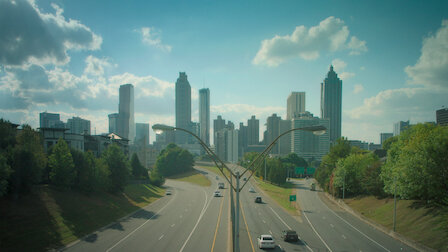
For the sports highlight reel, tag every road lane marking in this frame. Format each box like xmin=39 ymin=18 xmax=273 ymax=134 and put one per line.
xmin=240 ymin=201 xmax=256 ymax=252
xmin=158 ymin=235 xmax=164 ymax=240
xmin=330 ymin=224 xmax=334 ymax=228
xmin=171 ymin=224 xmax=175 ymax=227
xmin=262 ymin=219 xmax=266 ymax=223
xmin=317 ymin=196 xmax=391 ymax=252
xmin=301 ymin=207 xmax=333 ymax=252
xmin=269 ymin=230 xmax=272 ymax=235
xmin=179 ymin=188 xmax=213 ymax=252
xmin=323 ymin=216 xmax=326 ymax=220
xmin=180 ymin=215 xmax=183 ymax=218
xmin=106 ymin=190 xmax=177 ymax=252
xmin=211 ymin=193 xmax=225 ymax=252
xmin=342 ymin=234 xmax=346 ymax=239
xmin=258 ymin=212 xmax=261 ymax=215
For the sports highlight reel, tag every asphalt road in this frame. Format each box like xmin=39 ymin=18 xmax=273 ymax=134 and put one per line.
xmin=63 ymin=168 xmax=229 ymax=252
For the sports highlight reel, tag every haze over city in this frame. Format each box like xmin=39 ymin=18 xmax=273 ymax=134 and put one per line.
xmin=0 ymin=0 xmax=447 ymax=144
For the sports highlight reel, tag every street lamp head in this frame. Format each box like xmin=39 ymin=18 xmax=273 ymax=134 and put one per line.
xmin=312 ymin=129 xmax=327 ymax=136
xmin=152 ymin=124 xmax=175 ymax=134
xmin=297 ymin=125 xmax=327 ymax=136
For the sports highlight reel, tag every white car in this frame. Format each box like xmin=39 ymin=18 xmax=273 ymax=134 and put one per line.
xmin=249 ymin=187 xmax=255 ymax=193
xmin=214 ymin=191 xmax=222 ymax=197
xmin=257 ymin=234 xmax=275 ymax=249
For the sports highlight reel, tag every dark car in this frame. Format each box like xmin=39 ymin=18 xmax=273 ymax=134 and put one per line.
xmin=255 ymin=196 xmax=262 ymax=203
xmin=281 ymin=230 xmax=299 ymax=242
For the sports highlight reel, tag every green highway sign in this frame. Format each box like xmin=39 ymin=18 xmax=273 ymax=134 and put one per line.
xmin=289 ymin=195 xmax=296 ymax=202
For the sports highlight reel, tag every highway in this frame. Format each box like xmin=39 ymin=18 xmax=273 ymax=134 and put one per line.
xmin=63 ymin=168 xmax=229 ymax=252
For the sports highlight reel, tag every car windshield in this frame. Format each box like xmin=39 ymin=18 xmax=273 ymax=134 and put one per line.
xmin=1 ymin=1 xmax=446 ymax=252
xmin=263 ymin=237 xmax=273 ymax=240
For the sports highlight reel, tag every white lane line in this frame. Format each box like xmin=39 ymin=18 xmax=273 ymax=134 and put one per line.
xmin=262 ymin=220 xmax=266 ymax=224
xmin=342 ymin=234 xmax=347 ymax=239
xmin=158 ymin=235 xmax=164 ymax=240
xmin=330 ymin=224 xmax=334 ymax=228
xmin=179 ymin=188 xmax=213 ymax=252
xmin=301 ymin=207 xmax=333 ymax=252
xmin=171 ymin=224 xmax=175 ymax=227
xmin=258 ymin=212 xmax=261 ymax=216
xmin=322 ymin=216 xmax=326 ymax=220
xmin=180 ymin=215 xmax=183 ymax=218
xmin=269 ymin=206 xmax=313 ymax=252
xmin=317 ymin=196 xmax=391 ymax=252
xmin=106 ymin=191 xmax=176 ymax=252
xmin=269 ymin=230 xmax=273 ymax=235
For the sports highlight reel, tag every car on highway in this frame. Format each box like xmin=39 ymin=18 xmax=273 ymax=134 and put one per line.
xmin=243 ymin=177 xmax=247 ymax=181
xmin=281 ymin=230 xmax=299 ymax=242
xmin=257 ymin=234 xmax=275 ymax=249
xmin=249 ymin=187 xmax=256 ymax=193
xmin=218 ymin=182 xmax=225 ymax=189
xmin=214 ymin=190 xmax=222 ymax=197
xmin=165 ymin=190 xmax=172 ymax=195
xmin=255 ymin=196 xmax=262 ymax=203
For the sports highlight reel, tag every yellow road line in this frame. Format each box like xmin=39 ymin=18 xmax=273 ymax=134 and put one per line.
xmin=211 ymin=191 xmax=225 ymax=252
xmin=240 ymin=201 xmax=255 ymax=252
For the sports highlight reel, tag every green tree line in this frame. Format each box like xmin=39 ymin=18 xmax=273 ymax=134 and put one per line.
xmin=152 ymin=143 xmax=194 ymax=183
xmin=0 ymin=119 xmax=157 ymax=198
xmin=315 ymin=123 xmax=448 ymax=206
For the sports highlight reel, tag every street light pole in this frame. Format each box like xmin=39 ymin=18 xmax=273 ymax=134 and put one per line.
xmin=393 ymin=176 xmax=397 ymax=232
xmin=234 ymin=172 xmax=240 ymax=252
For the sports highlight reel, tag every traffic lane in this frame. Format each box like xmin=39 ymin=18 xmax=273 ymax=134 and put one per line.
xmin=101 ymin=181 xmax=208 ymax=252
xmin=210 ymin=186 xmax=230 ymax=252
xmin=64 ymin=179 xmax=192 ymax=252
xmin=296 ymin=179 xmax=417 ymax=252
xmin=239 ymin=186 xmax=311 ymax=252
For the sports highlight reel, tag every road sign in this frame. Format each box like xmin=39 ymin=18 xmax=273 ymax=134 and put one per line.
xmin=295 ymin=167 xmax=305 ymax=175
xmin=289 ymin=195 xmax=296 ymax=202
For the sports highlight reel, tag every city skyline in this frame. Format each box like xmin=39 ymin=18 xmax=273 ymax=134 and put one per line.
xmin=1 ymin=0 xmax=447 ymax=144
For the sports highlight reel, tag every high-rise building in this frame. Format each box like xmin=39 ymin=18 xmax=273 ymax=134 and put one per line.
xmin=292 ymin=112 xmax=330 ymax=161
xmin=118 ymin=84 xmax=135 ymax=142
xmin=215 ymin=128 xmax=238 ymax=163
xmin=135 ymin=123 xmax=150 ymax=147
xmin=279 ymin=119 xmax=291 ymax=155
xmin=380 ymin=133 xmax=393 ymax=145
xmin=39 ymin=112 xmax=64 ymax=128
xmin=238 ymin=122 xmax=248 ymax=157
xmin=321 ymin=65 xmax=342 ymax=144
xmin=108 ymin=113 xmax=119 ymax=134
xmin=213 ymin=115 xmax=226 ymax=146
xmin=266 ymin=113 xmax=281 ymax=154
xmin=436 ymin=107 xmax=448 ymax=126
xmin=175 ymin=72 xmax=191 ymax=144
xmin=393 ymin=120 xmax=410 ymax=136
xmin=247 ymin=115 xmax=259 ymax=145
xmin=66 ymin=116 xmax=91 ymax=135
xmin=199 ymin=88 xmax=210 ymax=146
xmin=287 ymin=92 xmax=306 ymax=120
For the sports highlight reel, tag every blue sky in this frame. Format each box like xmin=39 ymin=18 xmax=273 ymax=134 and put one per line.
xmin=1 ymin=0 xmax=447 ymax=144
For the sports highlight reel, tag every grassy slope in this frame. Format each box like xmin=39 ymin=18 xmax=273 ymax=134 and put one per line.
xmin=0 ymin=184 xmax=164 ymax=252
xmin=254 ymin=178 xmax=299 ymax=216
xmin=344 ymin=196 xmax=448 ymax=251
xmin=196 ymin=165 xmax=231 ymax=178
xmin=169 ymin=169 xmax=211 ymax=187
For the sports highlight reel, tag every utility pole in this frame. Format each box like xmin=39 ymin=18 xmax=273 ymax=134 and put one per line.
xmin=264 ymin=158 xmax=266 ymax=181
xmin=393 ymin=176 xmax=397 ymax=232
xmin=343 ymin=171 xmax=345 ymax=200
xmin=234 ymin=172 xmax=240 ymax=252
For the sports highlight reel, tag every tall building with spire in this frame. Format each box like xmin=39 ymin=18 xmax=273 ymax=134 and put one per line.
xmin=118 ymin=84 xmax=134 ymax=142
xmin=175 ymin=72 xmax=191 ymax=144
xmin=321 ymin=65 xmax=342 ymax=144
xmin=199 ymin=88 xmax=210 ymax=146
xmin=287 ymin=92 xmax=305 ymax=120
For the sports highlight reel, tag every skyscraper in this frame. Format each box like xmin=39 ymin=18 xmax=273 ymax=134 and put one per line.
xmin=108 ymin=113 xmax=119 ymax=134
xmin=199 ymin=88 xmax=210 ymax=146
xmin=213 ymin=115 xmax=226 ymax=146
xmin=393 ymin=120 xmax=410 ymax=136
xmin=436 ymin=107 xmax=448 ymax=126
xmin=321 ymin=65 xmax=342 ymax=144
xmin=287 ymin=92 xmax=305 ymax=120
xmin=266 ymin=113 xmax=281 ymax=154
xmin=117 ymin=84 xmax=134 ymax=142
xmin=380 ymin=133 xmax=393 ymax=145
xmin=135 ymin=123 xmax=150 ymax=147
xmin=247 ymin=115 xmax=259 ymax=145
xmin=39 ymin=112 xmax=64 ymax=128
xmin=238 ymin=122 xmax=248 ymax=157
xmin=175 ymin=72 xmax=191 ymax=144
xmin=67 ymin=116 xmax=91 ymax=135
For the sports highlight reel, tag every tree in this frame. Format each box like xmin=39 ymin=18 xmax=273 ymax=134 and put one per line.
xmin=149 ymin=169 xmax=165 ymax=186
xmin=0 ymin=154 xmax=12 ymax=197
xmin=102 ymin=144 xmax=130 ymax=192
xmin=316 ymin=137 xmax=351 ymax=192
xmin=267 ymin=158 xmax=286 ymax=185
xmin=49 ymin=138 xmax=75 ymax=188
xmin=381 ymin=124 xmax=448 ymax=204
xmin=131 ymin=153 xmax=148 ymax=179
xmin=9 ymin=125 xmax=47 ymax=195
xmin=154 ymin=144 xmax=194 ymax=177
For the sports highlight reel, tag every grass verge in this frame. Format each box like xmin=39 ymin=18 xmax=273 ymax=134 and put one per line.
xmin=0 ymin=183 xmax=164 ymax=252
xmin=169 ymin=169 xmax=211 ymax=187
xmin=344 ymin=196 xmax=448 ymax=251
xmin=254 ymin=177 xmax=299 ymax=216
xmin=196 ymin=165 xmax=231 ymax=178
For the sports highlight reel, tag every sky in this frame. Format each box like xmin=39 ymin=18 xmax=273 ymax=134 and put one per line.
xmin=0 ymin=0 xmax=447 ymax=145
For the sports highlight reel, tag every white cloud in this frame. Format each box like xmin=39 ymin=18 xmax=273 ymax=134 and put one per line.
xmin=84 ymin=55 xmax=114 ymax=77
xmin=253 ymin=16 xmax=367 ymax=66
xmin=405 ymin=19 xmax=448 ymax=88
xmin=353 ymin=84 xmax=364 ymax=94
xmin=331 ymin=58 xmax=355 ymax=80
xmin=0 ymin=0 xmax=102 ymax=67
xmin=137 ymin=27 xmax=172 ymax=52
